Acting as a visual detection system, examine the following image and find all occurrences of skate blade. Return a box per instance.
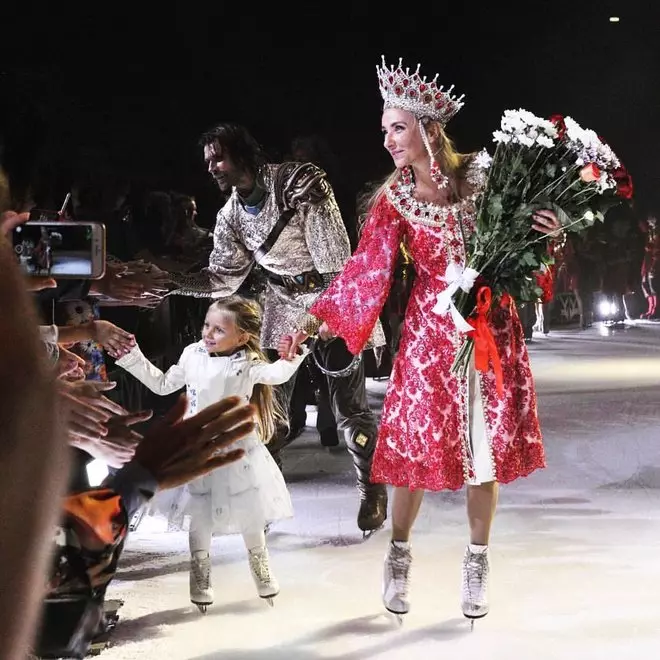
[384,608,407,626]
[463,612,487,631]
[260,595,277,607]
[361,524,384,540]
[192,602,211,614]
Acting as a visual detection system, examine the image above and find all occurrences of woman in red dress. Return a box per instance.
[279,57,560,623]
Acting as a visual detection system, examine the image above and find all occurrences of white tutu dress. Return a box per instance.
[116,340,307,535]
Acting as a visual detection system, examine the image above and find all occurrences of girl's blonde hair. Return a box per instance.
[207,296,285,443]
[360,117,475,232]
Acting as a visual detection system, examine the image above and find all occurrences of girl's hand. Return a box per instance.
[532,209,562,236]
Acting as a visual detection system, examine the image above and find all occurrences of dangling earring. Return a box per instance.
[430,160,448,189]
[420,120,448,189]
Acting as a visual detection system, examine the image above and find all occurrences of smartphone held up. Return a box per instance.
[12,209,106,280]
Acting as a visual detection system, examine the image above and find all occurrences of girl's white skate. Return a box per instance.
[461,545,490,630]
[190,551,213,613]
[248,546,279,606]
[382,541,412,624]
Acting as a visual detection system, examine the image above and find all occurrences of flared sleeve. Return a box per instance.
[309,195,403,354]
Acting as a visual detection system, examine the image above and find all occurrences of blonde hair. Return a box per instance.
[361,117,475,232]
[207,296,285,443]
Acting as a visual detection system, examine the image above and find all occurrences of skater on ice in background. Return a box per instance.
[113,295,306,611]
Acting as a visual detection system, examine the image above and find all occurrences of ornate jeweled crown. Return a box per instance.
[376,56,465,125]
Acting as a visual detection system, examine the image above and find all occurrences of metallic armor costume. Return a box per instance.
[169,162,387,533]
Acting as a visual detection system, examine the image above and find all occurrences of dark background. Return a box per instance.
[1,2,657,221]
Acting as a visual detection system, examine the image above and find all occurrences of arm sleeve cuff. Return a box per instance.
[103,460,158,520]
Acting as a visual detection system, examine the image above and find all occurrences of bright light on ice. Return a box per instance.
[86,459,109,486]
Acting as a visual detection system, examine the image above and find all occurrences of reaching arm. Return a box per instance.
[115,344,187,395]
[248,345,310,386]
[168,208,254,298]
[309,195,404,355]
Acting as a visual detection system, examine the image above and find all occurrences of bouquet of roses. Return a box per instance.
[434,109,633,389]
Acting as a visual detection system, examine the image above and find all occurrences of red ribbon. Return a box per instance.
[469,286,504,397]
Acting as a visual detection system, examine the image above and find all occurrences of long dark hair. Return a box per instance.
[198,123,267,180]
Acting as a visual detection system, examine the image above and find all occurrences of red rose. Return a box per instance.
[549,114,566,140]
[579,163,601,183]
[612,166,633,199]
[535,269,554,303]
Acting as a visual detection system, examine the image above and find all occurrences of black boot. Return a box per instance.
[357,482,388,533]
[320,427,340,447]
[345,429,387,533]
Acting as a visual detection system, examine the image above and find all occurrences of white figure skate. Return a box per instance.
[248,546,279,606]
[190,550,213,613]
[461,545,490,630]
[382,541,412,624]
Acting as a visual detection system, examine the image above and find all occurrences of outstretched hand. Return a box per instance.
[91,261,170,306]
[94,320,136,357]
[60,380,130,440]
[75,410,153,468]
[134,395,254,490]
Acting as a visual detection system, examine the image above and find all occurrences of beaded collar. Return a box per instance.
[385,152,489,228]
[386,168,469,227]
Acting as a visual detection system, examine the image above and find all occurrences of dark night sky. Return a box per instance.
[1,2,658,218]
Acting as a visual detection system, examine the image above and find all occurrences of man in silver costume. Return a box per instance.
[161,123,387,534]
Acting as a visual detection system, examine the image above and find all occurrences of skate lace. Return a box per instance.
[249,550,272,584]
[193,558,211,590]
[465,552,488,600]
[388,545,412,595]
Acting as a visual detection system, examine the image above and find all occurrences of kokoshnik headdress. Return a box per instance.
[377,56,466,189]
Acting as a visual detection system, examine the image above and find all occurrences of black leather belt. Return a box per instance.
[265,269,324,293]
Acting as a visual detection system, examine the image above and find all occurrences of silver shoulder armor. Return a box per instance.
[273,162,332,211]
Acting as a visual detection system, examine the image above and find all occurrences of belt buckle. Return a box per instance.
[283,272,320,293]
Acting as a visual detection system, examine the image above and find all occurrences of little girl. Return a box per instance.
[114,296,307,611]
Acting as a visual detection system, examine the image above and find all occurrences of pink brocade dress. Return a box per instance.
[310,169,545,492]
